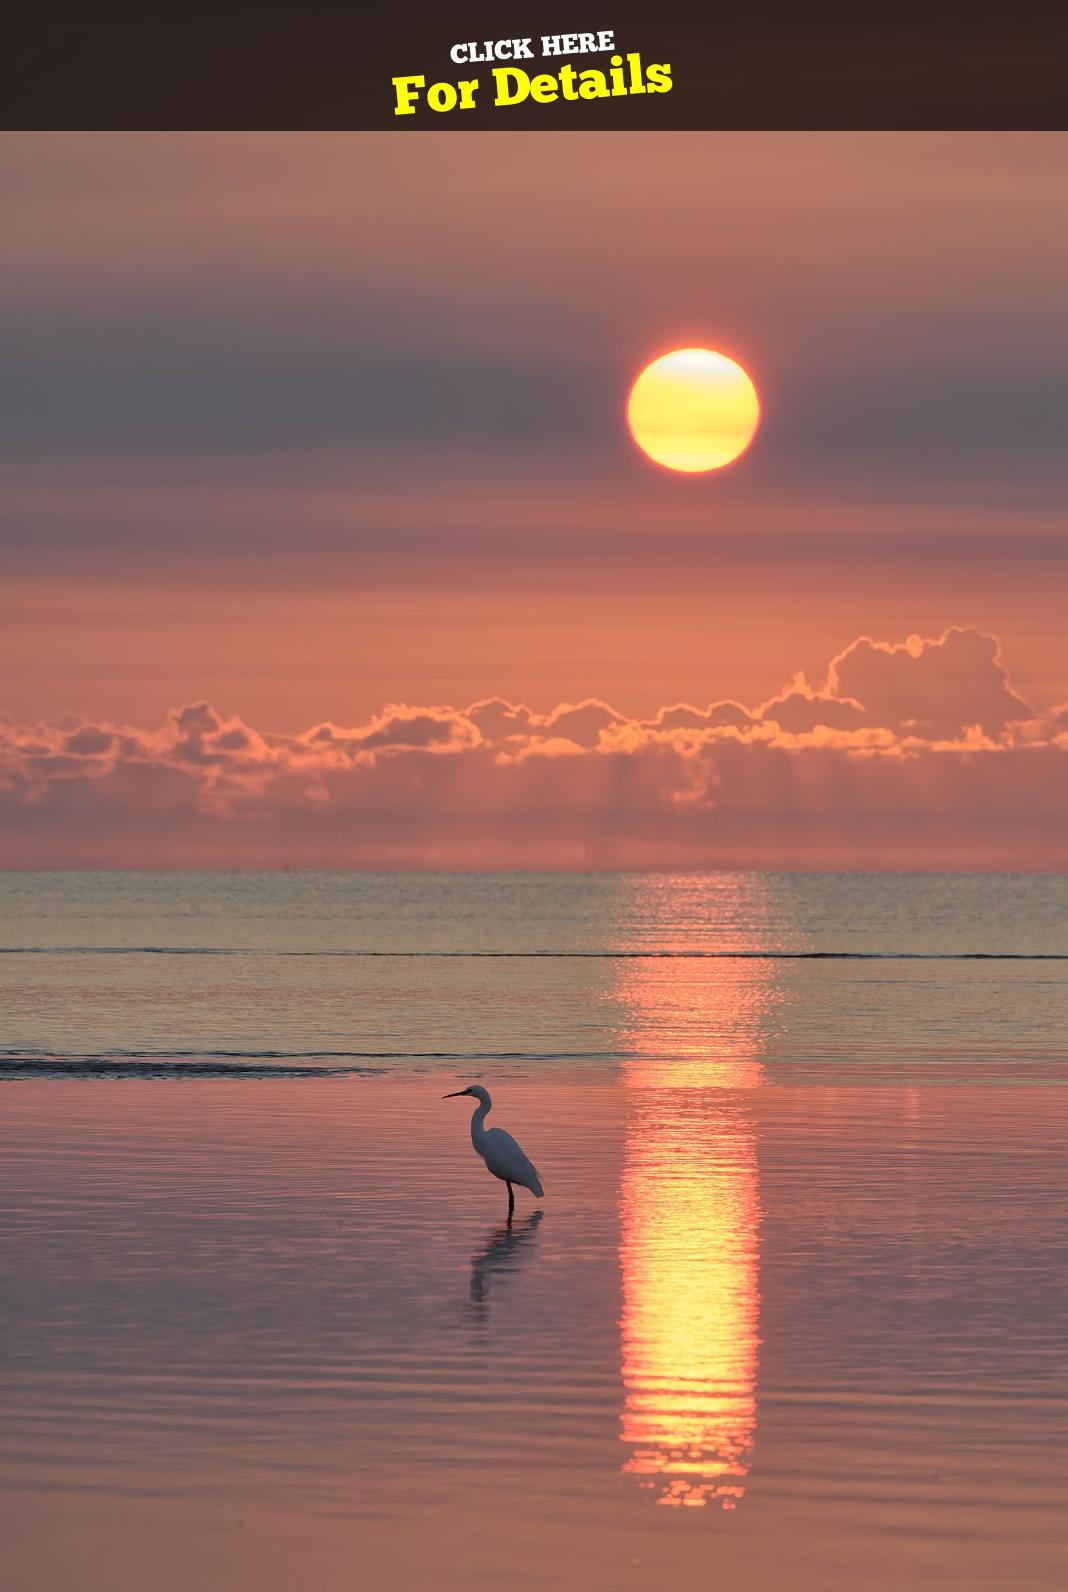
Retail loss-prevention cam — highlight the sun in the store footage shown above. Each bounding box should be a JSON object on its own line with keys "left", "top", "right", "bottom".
{"left": 626, "top": 348, "right": 760, "bottom": 472}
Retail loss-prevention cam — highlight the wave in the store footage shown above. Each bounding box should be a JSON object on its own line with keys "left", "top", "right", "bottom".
{"left": 0, "top": 946, "right": 1065, "bottom": 961}
{"left": 0, "top": 1046, "right": 615, "bottom": 1079}
{"left": 0, "top": 1059, "right": 377, "bottom": 1079}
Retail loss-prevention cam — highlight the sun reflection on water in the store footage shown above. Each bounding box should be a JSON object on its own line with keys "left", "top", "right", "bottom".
{"left": 616, "top": 877, "right": 774, "bottom": 1509}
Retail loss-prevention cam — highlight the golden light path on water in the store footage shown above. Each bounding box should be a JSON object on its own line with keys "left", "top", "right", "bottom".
{"left": 616, "top": 878, "right": 773, "bottom": 1508}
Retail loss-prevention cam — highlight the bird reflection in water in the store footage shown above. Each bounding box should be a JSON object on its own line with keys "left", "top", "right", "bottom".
{"left": 616, "top": 878, "right": 773, "bottom": 1509}
{"left": 469, "top": 1209, "right": 544, "bottom": 1320}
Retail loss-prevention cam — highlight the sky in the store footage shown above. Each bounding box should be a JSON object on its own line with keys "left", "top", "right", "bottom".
{"left": 1, "top": 131, "right": 1066, "bottom": 867}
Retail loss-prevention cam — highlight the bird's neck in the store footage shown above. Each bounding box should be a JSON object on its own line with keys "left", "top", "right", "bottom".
{"left": 470, "top": 1099, "right": 490, "bottom": 1150}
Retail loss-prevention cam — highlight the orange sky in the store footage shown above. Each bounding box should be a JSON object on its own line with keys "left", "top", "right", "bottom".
{"left": 0, "top": 133, "right": 1065, "bottom": 865}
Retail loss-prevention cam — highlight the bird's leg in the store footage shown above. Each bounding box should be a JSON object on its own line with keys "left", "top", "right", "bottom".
{"left": 506, "top": 1181, "right": 515, "bottom": 1222}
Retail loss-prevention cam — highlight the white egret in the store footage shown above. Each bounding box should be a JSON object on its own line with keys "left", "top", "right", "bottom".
{"left": 443, "top": 1085, "right": 545, "bottom": 1218}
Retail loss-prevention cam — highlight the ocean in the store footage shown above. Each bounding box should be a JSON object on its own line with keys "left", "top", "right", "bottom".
{"left": 1, "top": 871, "right": 1066, "bottom": 1589}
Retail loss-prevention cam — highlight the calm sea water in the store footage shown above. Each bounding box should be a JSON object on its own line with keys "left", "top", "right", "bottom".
{"left": 1, "top": 872, "right": 1066, "bottom": 1590}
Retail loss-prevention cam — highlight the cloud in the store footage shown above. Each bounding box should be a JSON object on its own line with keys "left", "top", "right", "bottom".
{"left": 467, "top": 697, "right": 625, "bottom": 750}
{"left": 350, "top": 704, "right": 481, "bottom": 754}
{"left": 646, "top": 702, "right": 756, "bottom": 733}
{"left": 758, "top": 679, "right": 868, "bottom": 734}
{"left": 1, "top": 627, "right": 1065, "bottom": 869}
{"left": 62, "top": 725, "right": 114, "bottom": 757}
{"left": 826, "top": 626, "right": 1032, "bottom": 736}
{"left": 466, "top": 698, "right": 536, "bottom": 742}
{"left": 751, "top": 628, "right": 1033, "bottom": 738}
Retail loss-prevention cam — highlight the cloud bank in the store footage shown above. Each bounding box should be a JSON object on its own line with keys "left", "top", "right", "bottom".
{"left": 2, "top": 628, "right": 1065, "bottom": 869}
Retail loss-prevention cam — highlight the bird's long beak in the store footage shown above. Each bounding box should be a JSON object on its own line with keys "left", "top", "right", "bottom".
{"left": 442, "top": 1090, "right": 468, "bottom": 1098}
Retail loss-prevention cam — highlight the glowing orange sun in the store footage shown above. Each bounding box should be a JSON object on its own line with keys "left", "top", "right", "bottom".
{"left": 627, "top": 348, "right": 760, "bottom": 472}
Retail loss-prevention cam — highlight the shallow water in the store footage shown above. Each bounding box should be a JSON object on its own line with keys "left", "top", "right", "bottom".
{"left": 1, "top": 873, "right": 1066, "bottom": 1589}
